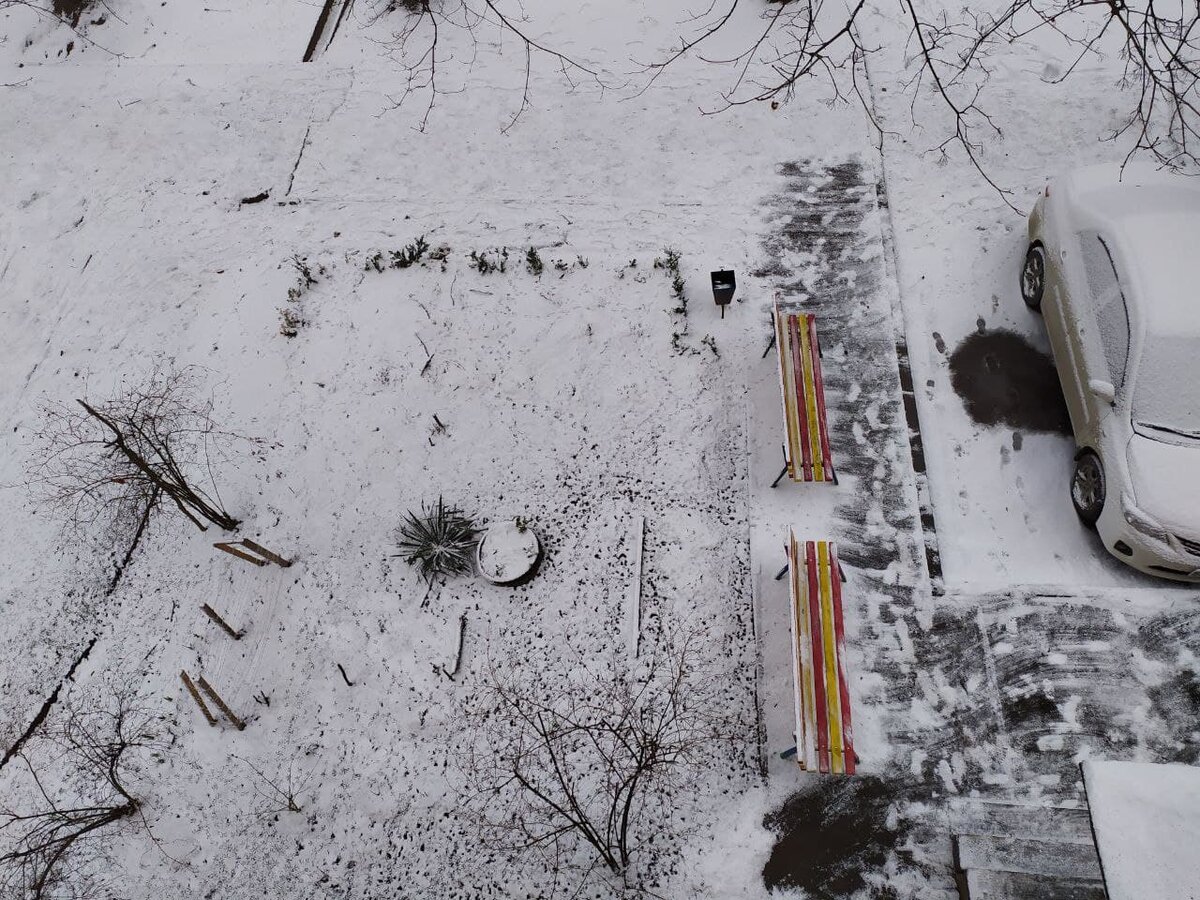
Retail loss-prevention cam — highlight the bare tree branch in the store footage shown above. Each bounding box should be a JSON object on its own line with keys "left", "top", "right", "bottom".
{"left": 455, "top": 625, "right": 747, "bottom": 889}
{"left": 24, "top": 365, "right": 246, "bottom": 544}
{"left": 639, "top": 0, "right": 1200, "bottom": 202}
{"left": 368, "top": 0, "right": 605, "bottom": 131}
{"left": 0, "top": 686, "right": 165, "bottom": 900}
{"left": 232, "top": 754, "right": 312, "bottom": 820}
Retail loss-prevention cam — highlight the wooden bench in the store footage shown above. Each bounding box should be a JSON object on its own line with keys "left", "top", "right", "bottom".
{"left": 772, "top": 298, "right": 837, "bottom": 485}
{"left": 785, "top": 531, "right": 855, "bottom": 774}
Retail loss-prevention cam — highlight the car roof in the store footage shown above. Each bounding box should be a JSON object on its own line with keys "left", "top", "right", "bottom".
{"left": 1062, "top": 164, "right": 1200, "bottom": 338}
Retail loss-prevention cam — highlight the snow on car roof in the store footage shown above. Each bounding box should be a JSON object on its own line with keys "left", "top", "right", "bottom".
{"left": 1063, "top": 164, "right": 1200, "bottom": 337}
{"left": 1082, "top": 760, "right": 1200, "bottom": 900}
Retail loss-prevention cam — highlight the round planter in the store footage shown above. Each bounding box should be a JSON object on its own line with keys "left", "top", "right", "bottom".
{"left": 477, "top": 520, "right": 542, "bottom": 586}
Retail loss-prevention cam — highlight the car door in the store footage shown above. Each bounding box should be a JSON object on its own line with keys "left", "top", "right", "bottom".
{"left": 1042, "top": 236, "right": 1094, "bottom": 438}
{"left": 1073, "top": 231, "right": 1129, "bottom": 447}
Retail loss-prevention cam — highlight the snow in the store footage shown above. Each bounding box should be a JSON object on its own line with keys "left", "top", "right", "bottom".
{"left": 859, "top": 10, "right": 1169, "bottom": 591}
{"left": 3, "top": 0, "right": 1200, "bottom": 897}
{"left": 1064, "top": 160, "right": 1187, "bottom": 192}
{"left": 1061, "top": 166, "right": 1200, "bottom": 341}
{"left": 476, "top": 518, "right": 540, "bottom": 584}
{"left": 0, "top": 5, "right": 805, "bottom": 894}
{"left": 1083, "top": 760, "right": 1200, "bottom": 900}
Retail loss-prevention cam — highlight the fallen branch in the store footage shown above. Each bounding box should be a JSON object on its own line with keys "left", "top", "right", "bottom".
{"left": 196, "top": 676, "right": 246, "bottom": 730}
{"left": 200, "top": 604, "right": 244, "bottom": 640}
{"left": 438, "top": 613, "right": 468, "bottom": 680}
{"left": 180, "top": 671, "right": 218, "bottom": 726}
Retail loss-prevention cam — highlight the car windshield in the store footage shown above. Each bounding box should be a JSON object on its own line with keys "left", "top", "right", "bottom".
{"left": 1134, "top": 335, "right": 1200, "bottom": 441}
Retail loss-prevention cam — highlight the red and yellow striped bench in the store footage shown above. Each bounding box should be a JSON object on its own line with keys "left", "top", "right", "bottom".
{"left": 786, "top": 532, "right": 855, "bottom": 774}
{"left": 772, "top": 298, "right": 837, "bottom": 485}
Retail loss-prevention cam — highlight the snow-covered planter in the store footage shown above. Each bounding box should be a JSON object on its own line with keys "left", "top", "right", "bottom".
{"left": 476, "top": 518, "right": 542, "bottom": 585}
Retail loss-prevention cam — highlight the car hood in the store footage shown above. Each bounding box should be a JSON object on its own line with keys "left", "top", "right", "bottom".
{"left": 1126, "top": 435, "right": 1200, "bottom": 533}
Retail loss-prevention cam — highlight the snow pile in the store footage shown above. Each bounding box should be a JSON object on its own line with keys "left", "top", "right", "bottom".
{"left": 1083, "top": 760, "right": 1200, "bottom": 900}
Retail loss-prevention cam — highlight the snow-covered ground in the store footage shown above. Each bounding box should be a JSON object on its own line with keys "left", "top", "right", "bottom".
{"left": 2, "top": 0, "right": 1199, "bottom": 897}
{"left": 1085, "top": 760, "right": 1200, "bottom": 900}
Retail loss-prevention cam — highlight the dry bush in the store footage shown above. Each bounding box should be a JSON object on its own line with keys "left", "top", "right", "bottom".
{"left": 456, "top": 625, "right": 747, "bottom": 888}
{"left": 26, "top": 365, "right": 243, "bottom": 546}
{"left": 0, "top": 686, "right": 167, "bottom": 900}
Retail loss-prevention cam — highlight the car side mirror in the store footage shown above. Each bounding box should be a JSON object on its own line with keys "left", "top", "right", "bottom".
{"left": 1089, "top": 379, "right": 1116, "bottom": 405}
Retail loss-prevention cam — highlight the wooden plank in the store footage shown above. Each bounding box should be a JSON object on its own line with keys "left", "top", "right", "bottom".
{"left": 302, "top": 0, "right": 338, "bottom": 62}
{"left": 788, "top": 532, "right": 818, "bottom": 770}
{"left": 180, "top": 670, "right": 217, "bottom": 726}
{"left": 214, "top": 542, "right": 267, "bottom": 567}
{"left": 806, "top": 315, "right": 835, "bottom": 480}
{"left": 625, "top": 515, "right": 645, "bottom": 660}
{"left": 775, "top": 303, "right": 800, "bottom": 480}
{"left": 200, "top": 603, "right": 243, "bottom": 640}
{"left": 817, "top": 541, "right": 846, "bottom": 773}
{"left": 797, "top": 315, "right": 824, "bottom": 482}
{"left": 956, "top": 835, "right": 1103, "bottom": 881}
{"left": 240, "top": 539, "right": 292, "bottom": 567}
{"left": 829, "top": 543, "right": 855, "bottom": 774}
{"left": 949, "top": 802, "right": 1095, "bottom": 845}
{"left": 785, "top": 312, "right": 807, "bottom": 479}
{"left": 789, "top": 315, "right": 814, "bottom": 480}
{"left": 804, "top": 541, "right": 831, "bottom": 773}
{"left": 196, "top": 675, "right": 247, "bottom": 731}
{"left": 786, "top": 536, "right": 805, "bottom": 766}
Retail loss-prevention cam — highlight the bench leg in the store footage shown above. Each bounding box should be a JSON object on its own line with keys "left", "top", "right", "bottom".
{"left": 779, "top": 745, "right": 798, "bottom": 761}
{"left": 770, "top": 463, "right": 789, "bottom": 488}
{"left": 774, "top": 562, "right": 790, "bottom": 581}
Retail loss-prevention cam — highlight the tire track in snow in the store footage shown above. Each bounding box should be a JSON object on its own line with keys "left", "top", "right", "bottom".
{"left": 203, "top": 557, "right": 292, "bottom": 717}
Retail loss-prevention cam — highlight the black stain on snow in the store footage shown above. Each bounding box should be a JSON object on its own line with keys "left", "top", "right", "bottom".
{"left": 762, "top": 776, "right": 903, "bottom": 896}
{"left": 948, "top": 329, "right": 1071, "bottom": 434}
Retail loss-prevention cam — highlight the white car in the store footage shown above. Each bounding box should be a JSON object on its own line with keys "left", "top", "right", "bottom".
{"left": 1023, "top": 163, "right": 1200, "bottom": 581}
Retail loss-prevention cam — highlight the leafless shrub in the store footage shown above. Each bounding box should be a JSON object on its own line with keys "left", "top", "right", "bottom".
{"left": 0, "top": 686, "right": 166, "bottom": 900}
{"left": 233, "top": 754, "right": 313, "bottom": 820}
{"left": 371, "top": 0, "right": 604, "bottom": 131}
{"left": 456, "top": 626, "right": 745, "bottom": 888}
{"left": 25, "top": 365, "right": 243, "bottom": 543}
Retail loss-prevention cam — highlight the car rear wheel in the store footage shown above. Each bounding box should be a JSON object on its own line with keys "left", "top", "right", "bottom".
{"left": 1021, "top": 244, "right": 1046, "bottom": 311}
{"left": 1071, "top": 450, "right": 1105, "bottom": 528}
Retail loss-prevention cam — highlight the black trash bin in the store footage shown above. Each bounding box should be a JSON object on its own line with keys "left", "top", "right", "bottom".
{"left": 711, "top": 270, "right": 736, "bottom": 317}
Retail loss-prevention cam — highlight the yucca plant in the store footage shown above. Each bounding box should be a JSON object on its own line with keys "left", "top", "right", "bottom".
{"left": 395, "top": 496, "right": 480, "bottom": 582}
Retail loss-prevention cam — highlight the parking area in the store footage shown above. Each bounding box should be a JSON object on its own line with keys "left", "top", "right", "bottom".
{"left": 752, "top": 15, "right": 1200, "bottom": 895}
